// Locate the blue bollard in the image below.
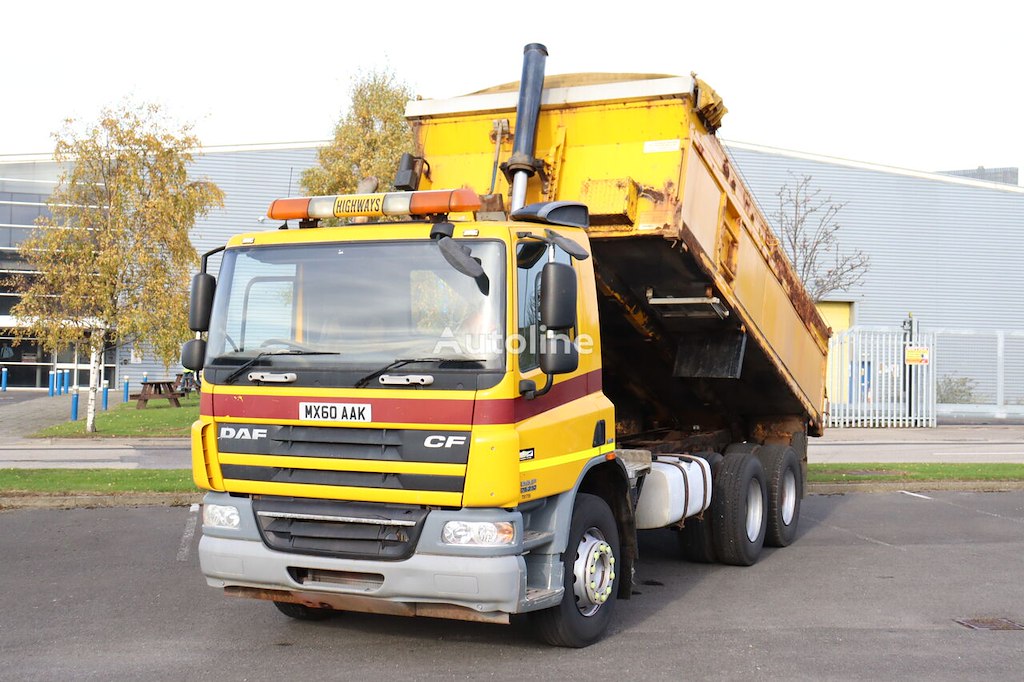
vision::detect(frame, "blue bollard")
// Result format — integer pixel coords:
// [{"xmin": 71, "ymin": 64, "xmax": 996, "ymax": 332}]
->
[
  {"xmin": 49, "ymin": 371, "xmax": 55, "ymax": 397},
  {"xmin": 64, "ymin": 370, "xmax": 71, "ymax": 394},
  {"xmin": 142, "ymin": 372, "xmax": 148, "ymax": 384},
  {"xmin": 102, "ymin": 381, "xmax": 109, "ymax": 411},
  {"xmin": 1, "ymin": 367, "xmax": 7, "ymax": 392},
  {"xmin": 123, "ymin": 377, "xmax": 130, "ymax": 403},
  {"xmin": 71, "ymin": 389, "xmax": 79, "ymax": 421}
]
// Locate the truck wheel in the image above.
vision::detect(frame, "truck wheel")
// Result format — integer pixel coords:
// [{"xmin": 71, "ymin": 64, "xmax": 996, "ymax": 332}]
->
[
  {"xmin": 711, "ymin": 452, "xmax": 767, "ymax": 566},
  {"xmin": 532, "ymin": 493, "xmax": 619, "ymax": 648},
  {"xmin": 759, "ymin": 445, "xmax": 802, "ymax": 547},
  {"xmin": 273, "ymin": 601, "xmax": 335, "ymax": 621},
  {"xmin": 724, "ymin": 442, "xmax": 760, "ymax": 456},
  {"xmin": 677, "ymin": 451, "xmax": 722, "ymax": 563}
]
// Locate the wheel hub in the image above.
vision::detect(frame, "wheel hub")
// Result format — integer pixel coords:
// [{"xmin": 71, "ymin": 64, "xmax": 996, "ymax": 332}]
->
[
  {"xmin": 572, "ymin": 526, "xmax": 615, "ymax": 617},
  {"xmin": 781, "ymin": 469, "xmax": 797, "ymax": 525},
  {"xmin": 746, "ymin": 479, "xmax": 764, "ymax": 542}
]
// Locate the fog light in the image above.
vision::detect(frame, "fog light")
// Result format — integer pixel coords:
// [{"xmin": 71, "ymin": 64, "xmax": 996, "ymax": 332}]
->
[
  {"xmin": 441, "ymin": 521, "xmax": 515, "ymax": 546},
  {"xmin": 203, "ymin": 503, "xmax": 240, "ymax": 529}
]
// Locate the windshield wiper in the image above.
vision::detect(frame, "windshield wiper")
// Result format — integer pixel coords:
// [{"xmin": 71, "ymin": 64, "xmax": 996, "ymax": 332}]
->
[
  {"xmin": 223, "ymin": 349, "xmax": 339, "ymax": 385},
  {"xmin": 354, "ymin": 357, "xmax": 486, "ymax": 388},
  {"xmin": 354, "ymin": 358, "xmax": 444, "ymax": 389}
]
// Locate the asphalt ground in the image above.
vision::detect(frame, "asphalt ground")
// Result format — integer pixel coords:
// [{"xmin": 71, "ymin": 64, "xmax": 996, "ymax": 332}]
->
[{"xmin": 1, "ymin": 491, "xmax": 1022, "ymax": 680}]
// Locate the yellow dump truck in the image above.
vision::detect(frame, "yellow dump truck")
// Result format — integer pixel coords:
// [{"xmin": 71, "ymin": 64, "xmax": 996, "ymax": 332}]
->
[{"xmin": 183, "ymin": 43, "xmax": 829, "ymax": 647}]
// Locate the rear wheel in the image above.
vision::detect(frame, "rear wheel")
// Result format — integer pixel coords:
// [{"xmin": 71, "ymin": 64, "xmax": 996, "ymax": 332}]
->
[
  {"xmin": 273, "ymin": 601, "xmax": 335, "ymax": 621},
  {"xmin": 759, "ymin": 445, "xmax": 802, "ymax": 547},
  {"xmin": 677, "ymin": 452, "xmax": 722, "ymax": 563},
  {"xmin": 711, "ymin": 452, "xmax": 767, "ymax": 566},
  {"xmin": 532, "ymin": 493, "xmax": 620, "ymax": 648}
]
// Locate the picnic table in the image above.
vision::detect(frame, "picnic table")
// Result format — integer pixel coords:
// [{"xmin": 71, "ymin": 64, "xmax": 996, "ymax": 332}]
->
[{"xmin": 131, "ymin": 380, "xmax": 184, "ymax": 409}]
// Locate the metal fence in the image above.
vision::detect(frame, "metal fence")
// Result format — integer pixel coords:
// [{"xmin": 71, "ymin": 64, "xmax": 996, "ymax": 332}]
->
[
  {"xmin": 931, "ymin": 328, "xmax": 1024, "ymax": 421},
  {"xmin": 827, "ymin": 326, "xmax": 936, "ymax": 428},
  {"xmin": 827, "ymin": 325, "xmax": 1024, "ymax": 427}
]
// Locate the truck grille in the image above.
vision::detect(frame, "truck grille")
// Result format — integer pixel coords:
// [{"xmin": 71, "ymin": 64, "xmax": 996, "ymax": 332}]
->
[
  {"xmin": 252, "ymin": 496, "xmax": 429, "ymax": 561},
  {"xmin": 217, "ymin": 424, "xmax": 469, "ymax": 500},
  {"xmin": 216, "ymin": 424, "xmax": 470, "ymax": 464}
]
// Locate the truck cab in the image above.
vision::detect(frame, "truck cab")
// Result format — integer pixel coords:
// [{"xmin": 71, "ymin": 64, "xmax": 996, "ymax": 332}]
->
[{"xmin": 188, "ymin": 190, "xmax": 630, "ymax": 646}]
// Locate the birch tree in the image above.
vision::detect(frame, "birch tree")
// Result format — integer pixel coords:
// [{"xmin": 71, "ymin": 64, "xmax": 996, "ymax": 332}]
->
[
  {"xmin": 9, "ymin": 102, "xmax": 223, "ymax": 432},
  {"xmin": 302, "ymin": 70, "xmax": 414, "ymax": 197},
  {"xmin": 773, "ymin": 172, "xmax": 869, "ymax": 301}
]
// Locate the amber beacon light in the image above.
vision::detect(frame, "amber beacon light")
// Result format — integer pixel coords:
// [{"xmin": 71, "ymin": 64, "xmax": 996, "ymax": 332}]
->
[{"xmin": 267, "ymin": 189, "xmax": 482, "ymax": 221}]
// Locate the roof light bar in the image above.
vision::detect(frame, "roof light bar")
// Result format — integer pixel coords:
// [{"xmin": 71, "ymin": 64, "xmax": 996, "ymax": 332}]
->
[{"xmin": 266, "ymin": 189, "xmax": 481, "ymax": 221}]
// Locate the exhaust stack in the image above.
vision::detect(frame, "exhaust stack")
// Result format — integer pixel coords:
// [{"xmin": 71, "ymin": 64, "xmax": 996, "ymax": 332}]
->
[{"xmin": 504, "ymin": 43, "xmax": 548, "ymax": 211}]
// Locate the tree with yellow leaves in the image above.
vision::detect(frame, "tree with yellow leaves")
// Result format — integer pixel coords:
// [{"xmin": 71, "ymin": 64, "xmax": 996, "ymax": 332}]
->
[
  {"xmin": 10, "ymin": 102, "xmax": 223, "ymax": 432},
  {"xmin": 302, "ymin": 70, "xmax": 414, "ymax": 197}
]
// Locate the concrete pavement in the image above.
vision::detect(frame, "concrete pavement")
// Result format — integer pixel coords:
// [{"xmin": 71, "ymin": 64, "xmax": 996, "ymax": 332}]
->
[
  {"xmin": 810, "ymin": 425, "xmax": 1024, "ymax": 463},
  {"xmin": 2, "ymin": 389, "xmax": 1024, "ymax": 468}
]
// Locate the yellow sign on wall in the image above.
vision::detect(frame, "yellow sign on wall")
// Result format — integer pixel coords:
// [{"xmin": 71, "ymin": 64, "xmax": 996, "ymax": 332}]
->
[{"xmin": 904, "ymin": 346, "xmax": 930, "ymax": 365}]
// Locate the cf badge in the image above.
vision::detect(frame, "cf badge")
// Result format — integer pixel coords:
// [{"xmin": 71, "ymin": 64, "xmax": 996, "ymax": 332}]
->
[{"xmin": 424, "ymin": 435, "xmax": 468, "ymax": 448}]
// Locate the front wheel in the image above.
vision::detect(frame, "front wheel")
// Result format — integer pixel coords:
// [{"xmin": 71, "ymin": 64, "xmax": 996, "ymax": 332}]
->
[{"xmin": 531, "ymin": 493, "xmax": 620, "ymax": 648}]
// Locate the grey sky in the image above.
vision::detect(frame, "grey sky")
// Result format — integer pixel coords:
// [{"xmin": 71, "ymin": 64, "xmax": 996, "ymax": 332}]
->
[{"xmin": 4, "ymin": 0, "xmax": 1021, "ymax": 180}]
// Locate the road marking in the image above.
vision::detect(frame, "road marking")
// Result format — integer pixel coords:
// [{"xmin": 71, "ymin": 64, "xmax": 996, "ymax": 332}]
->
[
  {"xmin": 925, "ymin": 495, "xmax": 1024, "ymax": 525},
  {"xmin": 802, "ymin": 513, "xmax": 906, "ymax": 551},
  {"xmin": 177, "ymin": 504, "xmax": 200, "ymax": 562},
  {"xmin": 899, "ymin": 491, "xmax": 933, "ymax": 500}
]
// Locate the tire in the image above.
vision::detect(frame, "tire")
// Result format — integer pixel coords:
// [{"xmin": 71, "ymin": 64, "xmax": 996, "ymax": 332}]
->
[
  {"xmin": 677, "ymin": 452, "xmax": 722, "ymax": 563},
  {"xmin": 532, "ymin": 493, "xmax": 620, "ymax": 648},
  {"xmin": 724, "ymin": 442, "xmax": 760, "ymax": 457},
  {"xmin": 273, "ymin": 601, "xmax": 335, "ymax": 621},
  {"xmin": 711, "ymin": 452, "xmax": 767, "ymax": 566},
  {"xmin": 759, "ymin": 445, "xmax": 802, "ymax": 547}
]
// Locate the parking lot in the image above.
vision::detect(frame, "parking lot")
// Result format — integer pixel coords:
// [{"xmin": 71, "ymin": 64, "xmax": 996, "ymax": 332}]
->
[{"xmin": 1, "ymin": 490, "xmax": 1022, "ymax": 680}]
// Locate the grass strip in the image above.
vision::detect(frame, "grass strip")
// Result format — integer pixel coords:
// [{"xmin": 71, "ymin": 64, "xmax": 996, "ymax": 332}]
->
[
  {"xmin": 31, "ymin": 394, "xmax": 200, "ymax": 438},
  {"xmin": 808, "ymin": 462, "xmax": 1024, "ymax": 483},
  {"xmin": 2, "ymin": 464, "xmax": 1022, "ymax": 497},
  {"xmin": 0, "ymin": 469, "xmax": 196, "ymax": 494}
]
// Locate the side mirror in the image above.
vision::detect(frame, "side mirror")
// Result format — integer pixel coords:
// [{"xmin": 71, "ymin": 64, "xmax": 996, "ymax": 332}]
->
[
  {"xmin": 539, "ymin": 262, "xmax": 576, "ymax": 330},
  {"xmin": 189, "ymin": 273, "xmax": 216, "ymax": 332},
  {"xmin": 536, "ymin": 261, "xmax": 579, "ymax": 382},
  {"xmin": 181, "ymin": 338, "xmax": 207, "ymax": 371},
  {"xmin": 539, "ymin": 332, "xmax": 578, "ymax": 375}
]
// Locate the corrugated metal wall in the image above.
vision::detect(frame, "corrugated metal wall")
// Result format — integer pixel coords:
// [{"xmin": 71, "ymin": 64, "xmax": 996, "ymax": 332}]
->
[
  {"xmin": 723, "ymin": 143, "xmax": 1024, "ymax": 331},
  {"xmin": 725, "ymin": 143, "xmax": 1024, "ymax": 423}
]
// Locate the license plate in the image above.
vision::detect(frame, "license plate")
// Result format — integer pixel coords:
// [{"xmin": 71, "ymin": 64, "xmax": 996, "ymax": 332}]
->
[{"xmin": 298, "ymin": 402, "xmax": 372, "ymax": 422}]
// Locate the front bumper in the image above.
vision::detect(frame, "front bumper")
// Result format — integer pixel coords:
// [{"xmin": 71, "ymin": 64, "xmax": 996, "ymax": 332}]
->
[{"xmin": 198, "ymin": 493, "xmax": 527, "ymax": 617}]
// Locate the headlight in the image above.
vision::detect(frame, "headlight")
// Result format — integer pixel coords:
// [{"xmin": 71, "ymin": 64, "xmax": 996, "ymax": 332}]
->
[
  {"xmin": 203, "ymin": 503, "xmax": 241, "ymax": 530},
  {"xmin": 441, "ymin": 521, "xmax": 515, "ymax": 546}
]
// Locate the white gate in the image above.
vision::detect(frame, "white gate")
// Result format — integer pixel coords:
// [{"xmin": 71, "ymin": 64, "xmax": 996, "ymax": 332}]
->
[{"xmin": 827, "ymin": 326, "xmax": 936, "ymax": 427}]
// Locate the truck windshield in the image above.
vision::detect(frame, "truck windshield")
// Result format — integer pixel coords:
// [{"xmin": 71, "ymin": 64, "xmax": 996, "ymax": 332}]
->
[{"xmin": 205, "ymin": 239, "xmax": 505, "ymax": 370}]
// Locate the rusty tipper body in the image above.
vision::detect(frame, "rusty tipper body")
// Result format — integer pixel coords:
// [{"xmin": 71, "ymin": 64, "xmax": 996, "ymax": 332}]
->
[{"xmin": 184, "ymin": 44, "xmax": 828, "ymax": 647}]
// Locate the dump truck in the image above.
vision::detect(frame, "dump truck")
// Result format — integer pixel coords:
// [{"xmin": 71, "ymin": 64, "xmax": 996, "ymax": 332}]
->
[{"xmin": 183, "ymin": 43, "xmax": 830, "ymax": 648}]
